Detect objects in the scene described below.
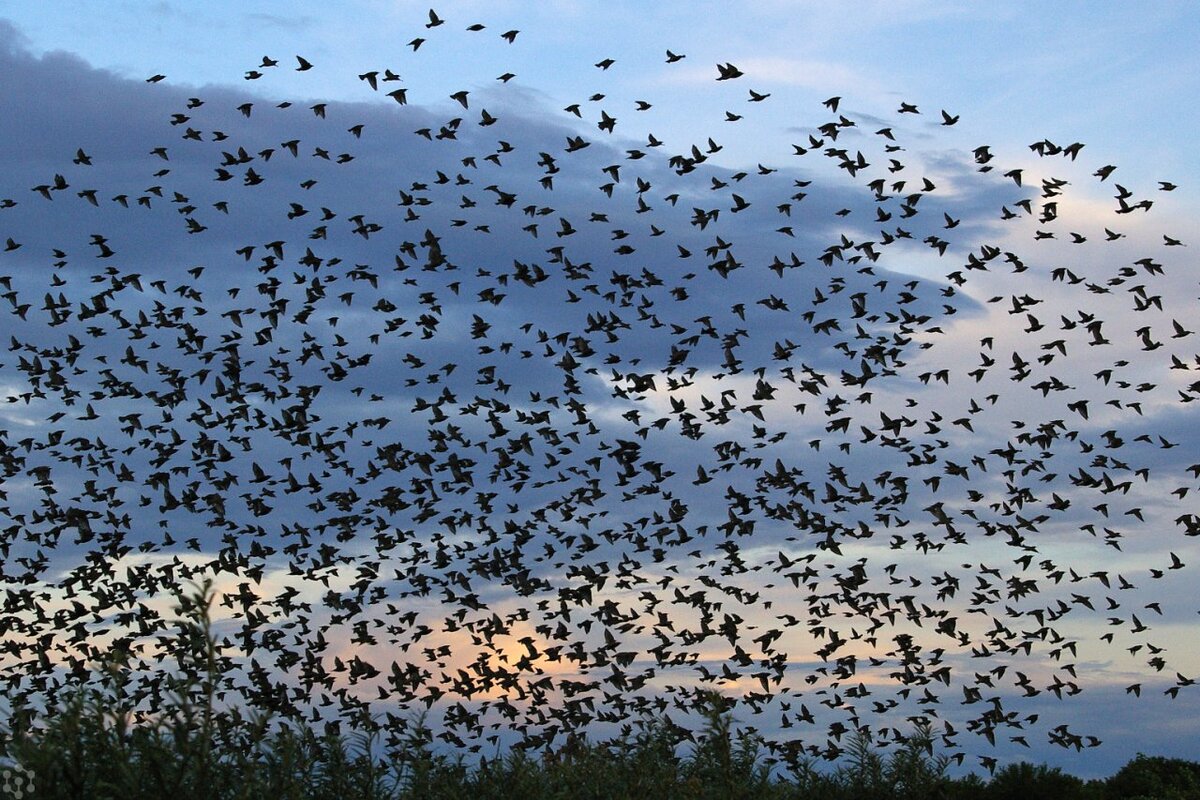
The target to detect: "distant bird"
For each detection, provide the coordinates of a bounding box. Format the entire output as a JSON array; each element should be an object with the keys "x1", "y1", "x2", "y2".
[{"x1": 716, "y1": 62, "x2": 743, "y2": 80}]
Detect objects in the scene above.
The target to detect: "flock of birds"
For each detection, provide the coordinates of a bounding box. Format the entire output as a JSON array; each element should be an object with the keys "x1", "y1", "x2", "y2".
[{"x1": 1, "y1": 9, "x2": 1198, "y2": 773}]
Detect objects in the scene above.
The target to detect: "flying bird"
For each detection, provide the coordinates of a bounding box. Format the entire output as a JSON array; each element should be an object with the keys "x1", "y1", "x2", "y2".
[{"x1": 716, "y1": 62, "x2": 743, "y2": 80}]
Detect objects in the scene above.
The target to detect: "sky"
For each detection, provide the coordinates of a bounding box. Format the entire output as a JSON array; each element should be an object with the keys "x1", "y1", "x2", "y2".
[{"x1": 1, "y1": 0, "x2": 1199, "y2": 780}]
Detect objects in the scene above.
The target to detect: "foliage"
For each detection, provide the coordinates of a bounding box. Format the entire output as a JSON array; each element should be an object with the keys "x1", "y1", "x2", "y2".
[
  {"x1": 1106, "y1": 754, "x2": 1200, "y2": 800},
  {"x1": 985, "y1": 761, "x2": 1089, "y2": 800},
  {"x1": 0, "y1": 584, "x2": 1196, "y2": 799}
]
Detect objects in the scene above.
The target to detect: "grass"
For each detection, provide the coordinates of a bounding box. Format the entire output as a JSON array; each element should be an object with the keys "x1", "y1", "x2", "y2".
[{"x1": 1, "y1": 581, "x2": 1197, "y2": 799}]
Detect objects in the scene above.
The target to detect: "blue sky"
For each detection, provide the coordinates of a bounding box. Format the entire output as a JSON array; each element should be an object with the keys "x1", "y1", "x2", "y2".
[
  {"x1": 4, "y1": 1, "x2": 1198, "y2": 170},
  {"x1": 1, "y1": 0, "x2": 1199, "y2": 780}
]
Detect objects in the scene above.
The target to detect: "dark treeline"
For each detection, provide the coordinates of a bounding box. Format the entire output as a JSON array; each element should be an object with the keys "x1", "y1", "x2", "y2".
[
  {"x1": 2, "y1": 584, "x2": 1196, "y2": 800},
  {"x1": 3, "y1": 688, "x2": 1198, "y2": 799}
]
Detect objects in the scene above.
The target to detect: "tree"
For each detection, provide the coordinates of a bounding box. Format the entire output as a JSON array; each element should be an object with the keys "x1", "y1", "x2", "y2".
[
  {"x1": 987, "y1": 761, "x2": 1087, "y2": 800},
  {"x1": 1106, "y1": 754, "x2": 1200, "y2": 800}
]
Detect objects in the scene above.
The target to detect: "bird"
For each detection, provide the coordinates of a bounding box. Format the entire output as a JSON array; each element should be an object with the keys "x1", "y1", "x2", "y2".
[{"x1": 716, "y1": 62, "x2": 743, "y2": 80}]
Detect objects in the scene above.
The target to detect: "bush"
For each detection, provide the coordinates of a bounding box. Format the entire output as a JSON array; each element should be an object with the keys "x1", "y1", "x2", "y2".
[
  {"x1": 986, "y1": 761, "x2": 1087, "y2": 800},
  {"x1": 1, "y1": 580, "x2": 1198, "y2": 799},
  {"x1": 1106, "y1": 754, "x2": 1200, "y2": 800}
]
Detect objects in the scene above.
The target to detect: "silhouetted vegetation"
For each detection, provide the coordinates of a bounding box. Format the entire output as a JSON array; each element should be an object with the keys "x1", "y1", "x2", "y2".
[{"x1": 0, "y1": 583, "x2": 1195, "y2": 800}]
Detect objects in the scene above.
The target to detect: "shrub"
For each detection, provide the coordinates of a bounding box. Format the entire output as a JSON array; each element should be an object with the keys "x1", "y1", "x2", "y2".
[
  {"x1": 0, "y1": 582, "x2": 1195, "y2": 800},
  {"x1": 986, "y1": 761, "x2": 1087, "y2": 800},
  {"x1": 1106, "y1": 754, "x2": 1200, "y2": 800}
]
